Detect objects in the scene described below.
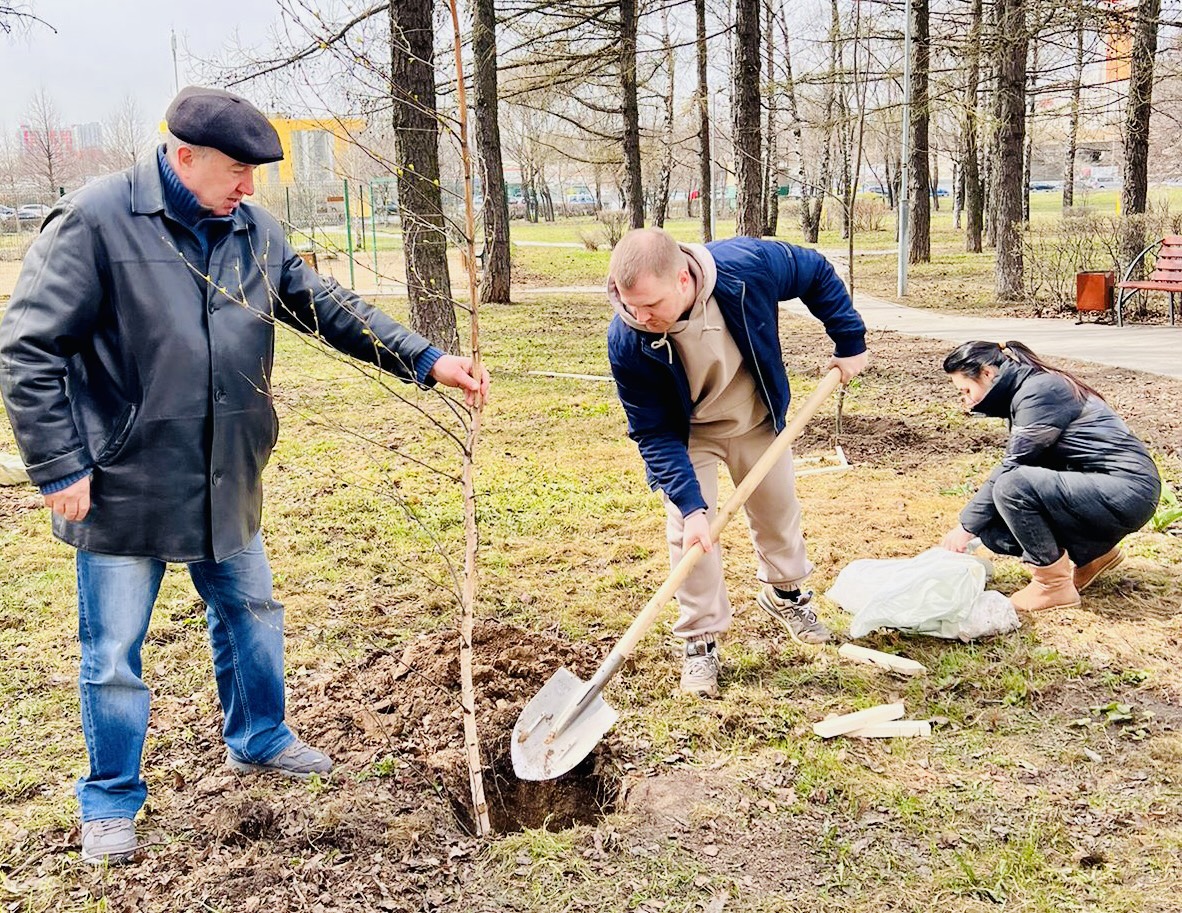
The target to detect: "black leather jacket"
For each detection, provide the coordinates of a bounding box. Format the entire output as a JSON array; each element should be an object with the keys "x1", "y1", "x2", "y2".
[
  {"x1": 961, "y1": 362, "x2": 1161, "y2": 532},
  {"x1": 1, "y1": 153, "x2": 433, "y2": 561}
]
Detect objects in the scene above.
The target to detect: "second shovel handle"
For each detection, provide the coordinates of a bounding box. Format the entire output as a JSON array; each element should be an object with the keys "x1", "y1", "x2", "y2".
[{"x1": 609, "y1": 367, "x2": 844, "y2": 662}]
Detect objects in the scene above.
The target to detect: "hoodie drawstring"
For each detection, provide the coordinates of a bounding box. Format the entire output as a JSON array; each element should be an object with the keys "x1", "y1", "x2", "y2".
[{"x1": 651, "y1": 333, "x2": 673, "y2": 364}]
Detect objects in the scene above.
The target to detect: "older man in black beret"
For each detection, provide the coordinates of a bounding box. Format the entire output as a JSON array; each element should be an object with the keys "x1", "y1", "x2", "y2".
[{"x1": 0, "y1": 86, "x2": 488, "y2": 865}]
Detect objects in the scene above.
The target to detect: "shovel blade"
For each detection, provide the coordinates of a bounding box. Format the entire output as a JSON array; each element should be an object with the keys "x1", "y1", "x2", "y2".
[{"x1": 511, "y1": 667, "x2": 619, "y2": 781}]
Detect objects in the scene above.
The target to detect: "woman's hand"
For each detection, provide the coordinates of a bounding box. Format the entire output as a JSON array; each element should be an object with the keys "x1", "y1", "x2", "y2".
[{"x1": 940, "y1": 525, "x2": 975, "y2": 553}]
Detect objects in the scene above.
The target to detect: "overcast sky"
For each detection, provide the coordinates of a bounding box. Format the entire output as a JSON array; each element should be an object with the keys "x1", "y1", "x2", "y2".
[{"x1": 1, "y1": 0, "x2": 288, "y2": 131}]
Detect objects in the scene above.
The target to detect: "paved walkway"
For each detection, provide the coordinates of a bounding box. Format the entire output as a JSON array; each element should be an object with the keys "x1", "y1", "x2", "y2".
[
  {"x1": 784, "y1": 292, "x2": 1182, "y2": 380},
  {"x1": 516, "y1": 285, "x2": 1182, "y2": 380}
]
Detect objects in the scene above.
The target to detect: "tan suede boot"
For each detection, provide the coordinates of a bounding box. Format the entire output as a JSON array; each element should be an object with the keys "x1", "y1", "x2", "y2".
[
  {"x1": 1073, "y1": 547, "x2": 1123, "y2": 591},
  {"x1": 1010, "y1": 552, "x2": 1081, "y2": 612}
]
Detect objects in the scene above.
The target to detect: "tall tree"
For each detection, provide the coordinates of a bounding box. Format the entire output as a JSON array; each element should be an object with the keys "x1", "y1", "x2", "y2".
[
  {"x1": 102, "y1": 94, "x2": 146, "y2": 173},
  {"x1": 620, "y1": 0, "x2": 644, "y2": 228},
  {"x1": 1120, "y1": 0, "x2": 1162, "y2": 267},
  {"x1": 734, "y1": 0, "x2": 762, "y2": 235},
  {"x1": 1062, "y1": 16, "x2": 1084, "y2": 211},
  {"x1": 473, "y1": 0, "x2": 511, "y2": 303},
  {"x1": 652, "y1": 9, "x2": 676, "y2": 228},
  {"x1": 20, "y1": 88, "x2": 74, "y2": 197},
  {"x1": 390, "y1": 0, "x2": 458, "y2": 351},
  {"x1": 1022, "y1": 38, "x2": 1038, "y2": 225},
  {"x1": 762, "y1": 0, "x2": 779, "y2": 236},
  {"x1": 800, "y1": 6, "x2": 836, "y2": 243},
  {"x1": 993, "y1": 0, "x2": 1027, "y2": 300},
  {"x1": 908, "y1": 0, "x2": 931, "y2": 263},
  {"x1": 777, "y1": 8, "x2": 809, "y2": 237},
  {"x1": 696, "y1": 0, "x2": 712, "y2": 241}
]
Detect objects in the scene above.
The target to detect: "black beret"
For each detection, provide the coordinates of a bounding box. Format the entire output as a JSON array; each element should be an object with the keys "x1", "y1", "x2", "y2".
[{"x1": 165, "y1": 85, "x2": 284, "y2": 166}]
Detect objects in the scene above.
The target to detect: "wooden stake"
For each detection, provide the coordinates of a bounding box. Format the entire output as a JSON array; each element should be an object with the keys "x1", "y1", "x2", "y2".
[
  {"x1": 837, "y1": 643, "x2": 926, "y2": 677},
  {"x1": 813, "y1": 703, "x2": 905, "y2": 739}
]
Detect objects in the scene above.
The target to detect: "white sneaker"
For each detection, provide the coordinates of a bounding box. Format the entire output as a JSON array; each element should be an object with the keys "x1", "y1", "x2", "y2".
[
  {"x1": 81, "y1": 817, "x2": 137, "y2": 865},
  {"x1": 680, "y1": 637, "x2": 722, "y2": 699}
]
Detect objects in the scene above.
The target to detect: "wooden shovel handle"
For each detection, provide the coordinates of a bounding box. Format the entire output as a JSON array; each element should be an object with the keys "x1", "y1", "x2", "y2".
[{"x1": 611, "y1": 367, "x2": 844, "y2": 661}]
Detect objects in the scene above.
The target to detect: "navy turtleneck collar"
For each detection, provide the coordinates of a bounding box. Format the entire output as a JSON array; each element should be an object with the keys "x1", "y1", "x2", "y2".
[{"x1": 157, "y1": 146, "x2": 209, "y2": 228}]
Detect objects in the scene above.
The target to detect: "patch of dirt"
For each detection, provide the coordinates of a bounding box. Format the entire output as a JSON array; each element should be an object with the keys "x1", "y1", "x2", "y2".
[
  {"x1": 781, "y1": 320, "x2": 1182, "y2": 469},
  {"x1": 12, "y1": 621, "x2": 622, "y2": 912}
]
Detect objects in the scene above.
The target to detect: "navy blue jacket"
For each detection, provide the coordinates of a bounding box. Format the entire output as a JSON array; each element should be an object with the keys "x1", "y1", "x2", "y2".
[{"x1": 607, "y1": 237, "x2": 865, "y2": 516}]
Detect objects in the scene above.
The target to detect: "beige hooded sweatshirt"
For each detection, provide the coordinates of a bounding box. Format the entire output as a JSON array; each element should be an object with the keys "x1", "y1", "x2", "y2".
[{"x1": 611, "y1": 243, "x2": 768, "y2": 438}]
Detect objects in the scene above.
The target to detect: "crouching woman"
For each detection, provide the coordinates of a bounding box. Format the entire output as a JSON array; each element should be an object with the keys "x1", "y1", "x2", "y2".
[{"x1": 940, "y1": 340, "x2": 1160, "y2": 612}]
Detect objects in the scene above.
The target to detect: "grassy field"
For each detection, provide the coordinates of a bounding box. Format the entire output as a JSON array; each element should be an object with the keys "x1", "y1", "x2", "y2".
[{"x1": 2, "y1": 280, "x2": 1181, "y2": 910}]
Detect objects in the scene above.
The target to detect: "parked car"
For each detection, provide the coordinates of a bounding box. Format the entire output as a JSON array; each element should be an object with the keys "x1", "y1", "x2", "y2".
[
  {"x1": 1030, "y1": 181, "x2": 1059, "y2": 192},
  {"x1": 17, "y1": 203, "x2": 52, "y2": 223}
]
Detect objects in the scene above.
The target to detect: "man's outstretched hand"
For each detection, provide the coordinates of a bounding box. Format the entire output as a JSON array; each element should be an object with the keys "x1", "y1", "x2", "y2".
[{"x1": 429, "y1": 354, "x2": 491, "y2": 407}]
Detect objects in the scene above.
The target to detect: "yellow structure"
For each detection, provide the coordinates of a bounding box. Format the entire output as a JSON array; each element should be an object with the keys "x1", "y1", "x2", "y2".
[{"x1": 256, "y1": 117, "x2": 366, "y2": 186}]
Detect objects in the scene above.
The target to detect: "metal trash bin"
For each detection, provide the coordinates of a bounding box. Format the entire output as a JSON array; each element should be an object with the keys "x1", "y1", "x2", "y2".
[{"x1": 1076, "y1": 270, "x2": 1114, "y2": 318}]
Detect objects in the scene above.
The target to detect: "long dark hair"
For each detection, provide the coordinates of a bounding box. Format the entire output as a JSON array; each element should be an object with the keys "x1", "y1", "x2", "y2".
[{"x1": 942, "y1": 340, "x2": 1104, "y2": 402}]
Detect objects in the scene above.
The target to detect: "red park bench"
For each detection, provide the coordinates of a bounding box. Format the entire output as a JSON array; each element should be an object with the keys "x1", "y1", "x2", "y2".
[{"x1": 1116, "y1": 235, "x2": 1182, "y2": 327}]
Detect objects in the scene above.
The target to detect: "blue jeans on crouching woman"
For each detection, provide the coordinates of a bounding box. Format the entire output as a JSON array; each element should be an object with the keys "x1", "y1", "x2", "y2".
[{"x1": 75, "y1": 532, "x2": 295, "y2": 821}]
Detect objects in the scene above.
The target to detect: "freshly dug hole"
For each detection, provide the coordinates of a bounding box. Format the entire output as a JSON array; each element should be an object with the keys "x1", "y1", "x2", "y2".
[
  {"x1": 298, "y1": 618, "x2": 623, "y2": 832},
  {"x1": 472, "y1": 752, "x2": 618, "y2": 832}
]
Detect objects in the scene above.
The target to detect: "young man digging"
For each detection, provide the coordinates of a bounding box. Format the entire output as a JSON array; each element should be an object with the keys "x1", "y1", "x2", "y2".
[{"x1": 607, "y1": 228, "x2": 867, "y2": 698}]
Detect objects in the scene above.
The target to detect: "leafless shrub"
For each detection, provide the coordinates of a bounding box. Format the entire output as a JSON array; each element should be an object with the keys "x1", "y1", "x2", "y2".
[{"x1": 597, "y1": 210, "x2": 627, "y2": 249}]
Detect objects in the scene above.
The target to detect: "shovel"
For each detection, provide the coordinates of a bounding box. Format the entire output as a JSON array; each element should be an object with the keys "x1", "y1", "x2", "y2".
[{"x1": 512, "y1": 367, "x2": 845, "y2": 781}]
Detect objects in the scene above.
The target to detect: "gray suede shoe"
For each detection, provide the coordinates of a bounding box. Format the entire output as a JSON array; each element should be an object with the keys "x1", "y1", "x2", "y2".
[
  {"x1": 227, "y1": 739, "x2": 332, "y2": 778},
  {"x1": 756, "y1": 586, "x2": 832, "y2": 645},
  {"x1": 81, "y1": 817, "x2": 137, "y2": 865}
]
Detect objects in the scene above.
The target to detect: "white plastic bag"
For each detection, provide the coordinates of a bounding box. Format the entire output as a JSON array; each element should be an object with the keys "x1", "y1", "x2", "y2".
[
  {"x1": 957, "y1": 590, "x2": 1021, "y2": 641},
  {"x1": 0, "y1": 454, "x2": 29, "y2": 487},
  {"x1": 828, "y1": 548, "x2": 1017, "y2": 641}
]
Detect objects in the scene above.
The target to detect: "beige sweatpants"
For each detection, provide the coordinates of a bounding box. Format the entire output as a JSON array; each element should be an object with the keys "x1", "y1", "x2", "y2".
[{"x1": 665, "y1": 420, "x2": 813, "y2": 639}]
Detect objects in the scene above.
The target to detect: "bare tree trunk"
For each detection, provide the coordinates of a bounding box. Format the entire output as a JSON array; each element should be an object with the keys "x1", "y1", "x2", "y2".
[
  {"x1": 964, "y1": 0, "x2": 984, "y2": 251},
  {"x1": 620, "y1": 0, "x2": 644, "y2": 228},
  {"x1": 832, "y1": 0, "x2": 851, "y2": 241},
  {"x1": 1023, "y1": 38, "x2": 1038, "y2": 226},
  {"x1": 473, "y1": 0, "x2": 510, "y2": 303},
  {"x1": 763, "y1": 0, "x2": 779, "y2": 236},
  {"x1": 696, "y1": 0, "x2": 712, "y2": 242},
  {"x1": 931, "y1": 143, "x2": 940, "y2": 212},
  {"x1": 953, "y1": 156, "x2": 962, "y2": 228},
  {"x1": 778, "y1": 9, "x2": 807, "y2": 234},
  {"x1": 801, "y1": 5, "x2": 837, "y2": 243},
  {"x1": 653, "y1": 11, "x2": 676, "y2": 228},
  {"x1": 994, "y1": 0, "x2": 1027, "y2": 301},
  {"x1": 734, "y1": 0, "x2": 763, "y2": 236},
  {"x1": 1120, "y1": 0, "x2": 1162, "y2": 268},
  {"x1": 908, "y1": 0, "x2": 931, "y2": 264},
  {"x1": 985, "y1": 57, "x2": 1000, "y2": 249},
  {"x1": 390, "y1": 0, "x2": 457, "y2": 351},
  {"x1": 1062, "y1": 18, "x2": 1084, "y2": 211}
]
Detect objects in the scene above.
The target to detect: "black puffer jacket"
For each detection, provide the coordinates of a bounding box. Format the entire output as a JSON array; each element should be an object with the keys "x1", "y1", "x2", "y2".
[
  {"x1": 961, "y1": 361, "x2": 1161, "y2": 532},
  {"x1": 0, "y1": 154, "x2": 433, "y2": 562}
]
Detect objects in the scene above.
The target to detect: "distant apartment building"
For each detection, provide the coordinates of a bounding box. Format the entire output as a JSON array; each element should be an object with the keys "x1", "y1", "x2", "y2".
[
  {"x1": 73, "y1": 122, "x2": 103, "y2": 150},
  {"x1": 18, "y1": 123, "x2": 74, "y2": 156},
  {"x1": 254, "y1": 117, "x2": 365, "y2": 186}
]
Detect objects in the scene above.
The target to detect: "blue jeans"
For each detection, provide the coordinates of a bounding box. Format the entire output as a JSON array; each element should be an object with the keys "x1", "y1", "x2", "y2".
[{"x1": 75, "y1": 533, "x2": 294, "y2": 821}]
